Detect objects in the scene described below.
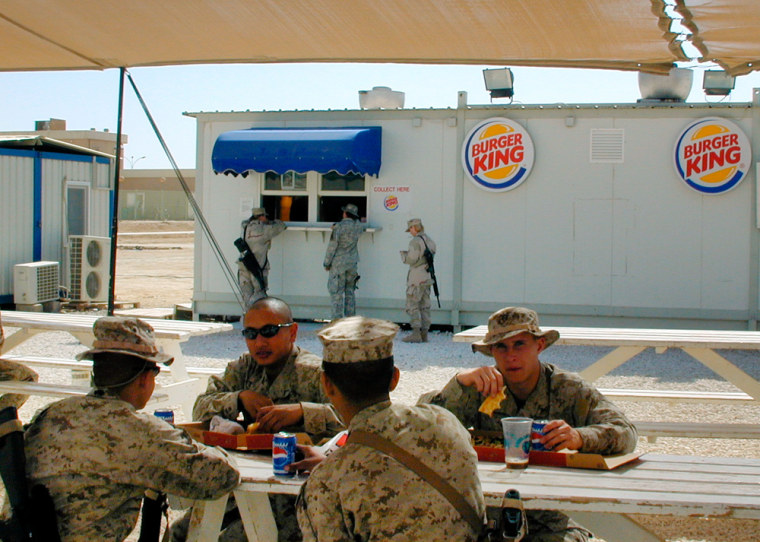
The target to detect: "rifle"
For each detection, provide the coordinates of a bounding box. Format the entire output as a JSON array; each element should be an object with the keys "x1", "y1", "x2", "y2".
[
  {"x1": 420, "y1": 236, "x2": 440, "y2": 308},
  {"x1": 234, "y1": 237, "x2": 267, "y2": 291}
]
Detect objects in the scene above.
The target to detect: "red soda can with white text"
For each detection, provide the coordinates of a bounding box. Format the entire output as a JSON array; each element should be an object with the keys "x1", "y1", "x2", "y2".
[
  {"x1": 531, "y1": 420, "x2": 549, "y2": 451},
  {"x1": 273, "y1": 432, "x2": 297, "y2": 477}
]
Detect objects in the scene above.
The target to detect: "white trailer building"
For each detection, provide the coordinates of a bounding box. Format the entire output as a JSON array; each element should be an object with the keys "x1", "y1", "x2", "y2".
[{"x1": 188, "y1": 89, "x2": 759, "y2": 330}]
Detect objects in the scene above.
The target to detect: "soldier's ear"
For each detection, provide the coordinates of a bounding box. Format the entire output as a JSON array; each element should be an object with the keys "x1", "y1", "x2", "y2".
[{"x1": 389, "y1": 367, "x2": 400, "y2": 392}]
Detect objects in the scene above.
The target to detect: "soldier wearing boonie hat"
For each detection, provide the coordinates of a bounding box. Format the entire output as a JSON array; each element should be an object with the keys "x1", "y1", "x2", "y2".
[
  {"x1": 419, "y1": 306, "x2": 637, "y2": 542},
  {"x1": 400, "y1": 217, "x2": 436, "y2": 343},
  {"x1": 24, "y1": 316, "x2": 240, "y2": 540},
  {"x1": 237, "y1": 205, "x2": 287, "y2": 307},
  {"x1": 0, "y1": 310, "x2": 39, "y2": 410},
  {"x1": 323, "y1": 203, "x2": 366, "y2": 320},
  {"x1": 296, "y1": 316, "x2": 486, "y2": 541}
]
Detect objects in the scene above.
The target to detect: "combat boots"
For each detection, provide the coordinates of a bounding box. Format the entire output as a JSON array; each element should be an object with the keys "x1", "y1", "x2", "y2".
[
  {"x1": 420, "y1": 329, "x2": 429, "y2": 342},
  {"x1": 402, "y1": 328, "x2": 423, "y2": 343}
]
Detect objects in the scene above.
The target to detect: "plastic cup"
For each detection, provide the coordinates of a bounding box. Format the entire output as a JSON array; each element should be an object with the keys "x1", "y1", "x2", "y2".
[{"x1": 501, "y1": 417, "x2": 533, "y2": 471}]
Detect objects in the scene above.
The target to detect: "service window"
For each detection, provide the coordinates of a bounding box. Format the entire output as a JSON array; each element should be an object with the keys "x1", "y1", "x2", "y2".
[{"x1": 260, "y1": 171, "x2": 368, "y2": 223}]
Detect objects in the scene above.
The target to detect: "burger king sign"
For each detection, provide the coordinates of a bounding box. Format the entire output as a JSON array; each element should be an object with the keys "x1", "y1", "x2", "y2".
[
  {"x1": 461, "y1": 117, "x2": 535, "y2": 192},
  {"x1": 673, "y1": 117, "x2": 751, "y2": 195}
]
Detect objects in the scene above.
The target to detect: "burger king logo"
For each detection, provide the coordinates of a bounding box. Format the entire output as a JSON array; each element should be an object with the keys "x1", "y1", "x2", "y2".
[
  {"x1": 674, "y1": 117, "x2": 751, "y2": 195},
  {"x1": 461, "y1": 117, "x2": 535, "y2": 192},
  {"x1": 384, "y1": 194, "x2": 399, "y2": 211}
]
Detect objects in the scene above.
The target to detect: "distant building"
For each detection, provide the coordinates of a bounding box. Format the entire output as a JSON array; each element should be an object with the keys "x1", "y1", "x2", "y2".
[{"x1": 119, "y1": 169, "x2": 195, "y2": 221}]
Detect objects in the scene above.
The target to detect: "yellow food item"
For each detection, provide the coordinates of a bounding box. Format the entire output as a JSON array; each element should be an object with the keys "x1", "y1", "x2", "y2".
[
  {"x1": 478, "y1": 387, "x2": 506, "y2": 416},
  {"x1": 246, "y1": 422, "x2": 261, "y2": 434},
  {"x1": 471, "y1": 434, "x2": 504, "y2": 448}
]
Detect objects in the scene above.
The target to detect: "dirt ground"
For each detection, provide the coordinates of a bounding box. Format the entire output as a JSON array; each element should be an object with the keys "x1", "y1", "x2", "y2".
[{"x1": 115, "y1": 220, "x2": 195, "y2": 309}]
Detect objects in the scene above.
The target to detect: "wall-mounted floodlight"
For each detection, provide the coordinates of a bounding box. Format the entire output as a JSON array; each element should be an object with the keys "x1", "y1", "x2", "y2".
[
  {"x1": 483, "y1": 68, "x2": 514, "y2": 99},
  {"x1": 703, "y1": 70, "x2": 735, "y2": 96}
]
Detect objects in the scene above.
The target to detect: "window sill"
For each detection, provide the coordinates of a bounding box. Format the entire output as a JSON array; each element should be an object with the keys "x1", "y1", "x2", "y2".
[{"x1": 284, "y1": 222, "x2": 382, "y2": 242}]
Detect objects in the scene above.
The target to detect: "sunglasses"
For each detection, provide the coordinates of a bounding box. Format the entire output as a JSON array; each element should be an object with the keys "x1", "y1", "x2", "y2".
[{"x1": 242, "y1": 322, "x2": 294, "y2": 340}]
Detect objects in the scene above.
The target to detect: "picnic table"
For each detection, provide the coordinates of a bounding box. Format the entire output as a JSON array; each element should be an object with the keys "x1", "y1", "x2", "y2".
[
  {"x1": 0, "y1": 310, "x2": 233, "y2": 416},
  {"x1": 182, "y1": 451, "x2": 760, "y2": 542}
]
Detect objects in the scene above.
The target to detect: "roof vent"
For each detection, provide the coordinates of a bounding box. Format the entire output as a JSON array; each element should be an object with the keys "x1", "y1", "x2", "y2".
[
  {"x1": 358, "y1": 86, "x2": 405, "y2": 109},
  {"x1": 638, "y1": 68, "x2": 693, "y2": 102}
]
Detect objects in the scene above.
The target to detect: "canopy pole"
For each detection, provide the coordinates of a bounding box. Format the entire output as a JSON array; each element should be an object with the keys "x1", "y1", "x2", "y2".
[{"x1": 107, "y1": 67, "x2": 126, "y2": 316}]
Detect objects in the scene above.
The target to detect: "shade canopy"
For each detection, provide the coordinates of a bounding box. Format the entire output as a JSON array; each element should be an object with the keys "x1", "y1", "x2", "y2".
[
  {"x1": 0, "y1": 1, "x2": 683, "y2": 74},
  {"x1": 212, "y1": 127, "x2": 382, "y2": 177}
]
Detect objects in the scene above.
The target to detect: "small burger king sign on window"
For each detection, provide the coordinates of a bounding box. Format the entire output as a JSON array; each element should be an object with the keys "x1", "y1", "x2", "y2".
[
  {"x1": 674, "y1": 117, "x2": 751, "y2": 195},
  {"x1": 461, "y1": 117, "x2": 535, "y2": 192}
]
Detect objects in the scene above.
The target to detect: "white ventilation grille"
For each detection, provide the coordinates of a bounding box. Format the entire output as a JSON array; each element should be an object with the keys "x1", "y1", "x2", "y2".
[
  {"x1": 13, "y1": 262, "x2": 60, "y2": 304},
  {"x1": 590, "y1": 129, "x2": 625, "y2": 163},
  {"x1": 69, "y1": 236, "x2": 111, "y2": 302}
]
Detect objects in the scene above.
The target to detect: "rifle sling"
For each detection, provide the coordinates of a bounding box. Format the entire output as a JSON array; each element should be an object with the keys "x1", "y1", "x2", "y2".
[{"x1": 346, "y1": 430, "x2": 483, "y2": 533}]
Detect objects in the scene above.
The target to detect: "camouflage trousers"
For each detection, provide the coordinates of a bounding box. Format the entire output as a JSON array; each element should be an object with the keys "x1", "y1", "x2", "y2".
[
  {"x1": 0, "y1": 359, "x2": 38, "y2": 410},
  {"x1": 327, "y1": 266, "x2": 358, "y2": 320},
  {"x1": 237, "y1": 263, "x2": 268, "y2": 309},
  {"x1": 405, "y1": 283, "x2": 431, "y2": 331},
  {"x1": 165, "y1": 494, "x2": 301, "y2": 542},
  {"x1": 523, "y1": 509, "x2": 592, "y2": 541}
]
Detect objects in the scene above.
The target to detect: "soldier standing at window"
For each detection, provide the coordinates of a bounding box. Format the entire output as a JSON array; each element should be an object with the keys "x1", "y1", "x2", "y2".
[
  {"x1": 237, "y1": 207, "x2": 286, "y2": 307},
  {"x1": 400, "y1": 218, "x2": 436, "y2": 343},
  {"x1": 324, "y1": 203, "x2": 365, "y2": 320}
]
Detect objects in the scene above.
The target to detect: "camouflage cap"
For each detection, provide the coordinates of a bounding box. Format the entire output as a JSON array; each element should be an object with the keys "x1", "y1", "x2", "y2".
[
  {"x1": 341, "y1": 203, "x2": 360, "y2": 218},
  {"x1": 405, "y1": 218, "x2": 423, "y2": 232},
  {"x1": 76, "y1": 316, "x2": 173, "y2": 365},
  {"x1": 471, "y1": 307, "x2": 559, "y2": 356},
  {"x1": 251, "y1": 207, "x2": 268, "y2": 218},
  {"x1": 0, "y1": 311, "x2": 4, "y2": 349},
  {"x1": 318, "y1": 316, "x2": 399, "y2": 363}
]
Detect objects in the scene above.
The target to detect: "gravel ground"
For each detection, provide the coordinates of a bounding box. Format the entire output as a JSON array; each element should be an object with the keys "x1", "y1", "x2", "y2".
[{"x1": 6, "y1": 319, "x2": 760, "y2": 541}]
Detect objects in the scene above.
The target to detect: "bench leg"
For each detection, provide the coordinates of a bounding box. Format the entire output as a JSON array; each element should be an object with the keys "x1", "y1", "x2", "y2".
[
  {"x1": 683, "y1": 347, "x2": 760, "y2": 400},
  {"x1": 579, "y1": 346, "x2": 647, "y2": 382},
  {"x1": 234, "y1": 490, "x2": 278, "y2": 542},
  {"x1": 186, "y1": 494, "x2": 228, "y2": 542}
]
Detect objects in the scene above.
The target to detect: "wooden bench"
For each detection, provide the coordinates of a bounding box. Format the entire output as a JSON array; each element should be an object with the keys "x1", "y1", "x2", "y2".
[
  {"x1": 633, "y1": 420, "x2": 760, "y2": 441},
  {"x1": 0, "y1": 380, "x2": 169, "y2": 404},
  {"x1": 0, "y1": 355, "x2": 224, "y2": 379},
  {"x1": 599, "y1": 387, "x2": 755, "y2": 404}
]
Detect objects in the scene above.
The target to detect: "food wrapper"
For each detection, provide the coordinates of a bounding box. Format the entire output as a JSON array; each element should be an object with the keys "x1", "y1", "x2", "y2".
[{"x1": 469, "y1": 430, "x2": 641, "y2": 470}]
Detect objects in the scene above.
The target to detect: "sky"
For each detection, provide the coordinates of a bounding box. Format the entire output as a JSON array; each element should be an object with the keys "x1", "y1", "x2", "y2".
[{"x1": 1, "y1": 62, "x2": 759, "y2": 170}]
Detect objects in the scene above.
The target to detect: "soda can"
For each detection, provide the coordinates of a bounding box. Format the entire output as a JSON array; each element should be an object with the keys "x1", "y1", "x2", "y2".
[
  {"x1": 531, "y1": 420, "x2": 549, "y2": 451},
  {"x1": 154, "y1": 408, "x2": 175, "y2": 425},
  {"x1": 273, "y1": 432, "x2": 297, "y2": 477}
]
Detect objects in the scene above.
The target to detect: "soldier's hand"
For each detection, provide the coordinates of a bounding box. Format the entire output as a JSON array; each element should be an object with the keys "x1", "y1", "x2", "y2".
[
  {"x1": 541, "y1": 420, "x2": 583, "y2": 451},
  {"x1": 456, "y1": 366, "x2": 504, "y2": 397},
  {"x1": 238, "y1": 390, "x2": 274, "y2": 418},
  {"x1": 256, "y1": 403, "x2": 304, "y2": 432},
  {"x1": 286, "y1": 444, "x2": 325, "y2": 474},
  {"x1": 324, "y1": 266, "x2": 331, "y2": 271}
]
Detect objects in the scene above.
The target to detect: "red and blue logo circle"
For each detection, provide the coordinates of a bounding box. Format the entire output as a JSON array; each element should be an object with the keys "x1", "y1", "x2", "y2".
[
  {"x1": 461, "y1": 117, "x2": 535, "y2": 192},
  {"x1": 384, "y1": 194, "x2": 399, "y2": 211},
  {"x1": 674, "y1": 117, "x2": 751, "y2": 195}
]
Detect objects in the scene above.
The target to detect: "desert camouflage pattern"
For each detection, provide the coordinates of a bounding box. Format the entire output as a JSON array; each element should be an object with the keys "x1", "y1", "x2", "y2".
[
  {"x1": 419, "y1": 361, "x2": 637, "y2": 541},
  {"x1": 77, "y1": 316, "x2": 174, "y2": 365},
  {"x1": 472, "y1": 306, "x2": 560, "y2": 356},
  {"x1": 0, "y1": 359, "x2": 38, "y2": 410},
  {"x1": 24, "y1": 394, "x2": 239, "y2": 541},
  {"x1": 318, "y1": 316, "x2": 398, "y2": 364},
  {"x1": 297, "y1": 401, "x2": 485, "y2": 542},
  {"x1": 323, "y1": 218, "x2": 365, "y2": 319},
  {"x1": 192, "y1": 347, "x2": 344, "y2": 441},
  {"x1": 401, "y1": 233, "x2": 436, "y2": 331},
  {"x1": 239, "y1": 218, "x2": 287, "y2": 305}
]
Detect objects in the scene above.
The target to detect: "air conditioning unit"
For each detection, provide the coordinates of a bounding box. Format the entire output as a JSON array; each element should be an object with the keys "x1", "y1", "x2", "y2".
[
  {"x1": 13, "y1": 261, "x2": 60, "y2": 304},
  {"x1": 69, "y1": 235, "x2": 111, "y2": 302}
]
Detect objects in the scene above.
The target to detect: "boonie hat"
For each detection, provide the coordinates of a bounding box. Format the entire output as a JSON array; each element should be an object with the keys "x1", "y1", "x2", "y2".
[
  {"x1": 251, "y1": 207, "x2": 268, "y2": 218},
  {"x1": 405, "y1": 218, "x2": 423, "y2": 232},
  {"x1": 318, "y1": 316, "x2": 398, "y2": 364},
  {"x1": 341, "y1": 203, "x2": 360, "y2": 218},
  {"x1": 471, "y1": 307, "x2": 559, "y2": 356},
  {"x1": 76, "y1": 316, "x2": 173, "y2": 365}
]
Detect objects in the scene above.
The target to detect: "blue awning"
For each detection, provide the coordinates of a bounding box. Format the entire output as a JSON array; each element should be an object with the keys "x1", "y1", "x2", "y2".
[{"x1": 212, "y1": 126, "x2": 382, "y2": 177}]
